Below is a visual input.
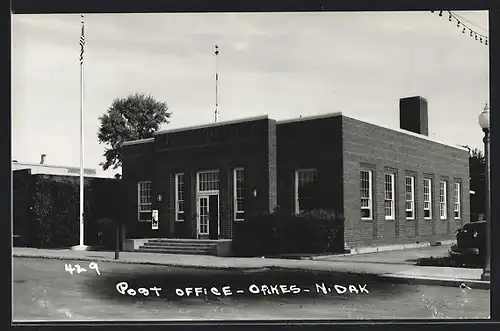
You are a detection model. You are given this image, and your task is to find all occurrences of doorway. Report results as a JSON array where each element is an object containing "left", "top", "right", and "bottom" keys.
[{"left": 197, "top": 194, "right": 219, "bottom": 239}]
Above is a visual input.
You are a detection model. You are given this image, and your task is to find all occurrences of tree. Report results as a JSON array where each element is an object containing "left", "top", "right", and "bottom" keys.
[
  {"left": 466, "top": 146, "right": 485, "bottom": 221},
  {"left": 97, "top": 93, "right": 171, "bottom": 170}
]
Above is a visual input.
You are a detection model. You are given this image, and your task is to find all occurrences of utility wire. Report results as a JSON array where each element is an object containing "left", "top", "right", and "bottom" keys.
[{"left": 432, "top": 10, "right": 489, "bottom": 46}]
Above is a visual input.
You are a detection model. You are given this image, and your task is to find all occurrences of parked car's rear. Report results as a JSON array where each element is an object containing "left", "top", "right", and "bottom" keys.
[{"left": 450, "top": 221, "right": 486, "bottom": 258}]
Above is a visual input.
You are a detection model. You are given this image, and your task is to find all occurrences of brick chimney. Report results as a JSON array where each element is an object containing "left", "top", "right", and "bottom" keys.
[
  {"left": 399, "top": 96, "right": 429, "bottom": 136},
  {"left": 40, "top": 154, "right": 46, "bottom": 164}
]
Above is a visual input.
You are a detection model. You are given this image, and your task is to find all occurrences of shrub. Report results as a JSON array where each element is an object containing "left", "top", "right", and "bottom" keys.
[
  {"left": 232, "top": 209, "right": 344, "bottom": 257},
  {"left": 22, "top": 174, "right": 122, "bottom": 249}
]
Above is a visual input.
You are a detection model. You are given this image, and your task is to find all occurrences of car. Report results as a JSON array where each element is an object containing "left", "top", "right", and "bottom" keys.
[{"left": 449, "top": 221, "right": 486, "bottom": 261}]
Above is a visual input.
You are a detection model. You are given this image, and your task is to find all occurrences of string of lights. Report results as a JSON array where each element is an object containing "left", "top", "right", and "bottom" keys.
[{"left": 431, "top": 10, "right": 489, "bottom": 46}]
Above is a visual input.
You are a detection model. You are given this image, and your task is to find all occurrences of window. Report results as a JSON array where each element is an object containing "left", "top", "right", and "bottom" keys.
[
  {"left": 423, "top": 179, "right": 432, "bottom": 219},
  {"left": 137, "top": 181, "right": 152, "bottom": 220},
  {"left": 454, "top": 182, "right": 461, "bottom": 219},
  {"left": 360, "top": 170, "right": 373, "bottom": 220},
  {"left": 175, "top": 173, "right": 185, "bottom": 222},
  {"left": 234, "top": 168, "right": 245, "bottom": 221},
  {"left": 405, "top": 176, "right": 415, "bottom": 220},
  {"left": 384, "top": 173, "right": 395, "bottom": 220},
  {"left": 198, "top": 170, "right": 219, "bottom": 192},
  {"left": 295, "top": 169, "right": 318, "bottom": 214},
  {"left": 440, "top": 181, "right": 447, "bottom": 219}
]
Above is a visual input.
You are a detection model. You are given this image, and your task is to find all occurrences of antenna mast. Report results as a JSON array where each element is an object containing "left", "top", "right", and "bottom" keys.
[{"left": 215, "top": 44, "right": 219, "bottom": 123}]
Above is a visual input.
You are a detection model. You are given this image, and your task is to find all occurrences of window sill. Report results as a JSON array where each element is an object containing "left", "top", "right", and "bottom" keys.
[
  {"left": 234, "top": 219, "right": 245, "bottom": 222},
  {"left": 424, "top": 217, "right": 432, "bottom": 220},
  {"left": 385, "top": 217, "right": 395, "bottom": 221},
  {"left": 175, "top": 220, "right": 185, "bottom": 222},
  {"left": 406, "top": 218, "right": 415, "bottom": 221},
  {"left": 361, "top": 218, "right": 373, "bottom": 221}
]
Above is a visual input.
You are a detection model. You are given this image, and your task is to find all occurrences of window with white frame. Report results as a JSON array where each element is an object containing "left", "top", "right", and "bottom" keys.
[
  {"left": 198, "top": 170, "right": 219, "bottom": 192},
  {"left": 405, "top": 176, "right": 415, "bottom": 219},
  {"left": 360, "top": 170, "right": 373, "bottom": 220},
  {"left": 440, "top": 180, "right": 447, "bottom": 219},
  {"left": 454, "top": 182, "right": 461, "bottom": 219},
  {"left": 295, "top": 169, "right": 318, "bottom": 214},
  {"left": 175, "top": 173, "right": 185, "bottom": 222},
  {"left": 234, "top": 168, "right": 244, "bottom": 221},
  {"left": 138, "top": 181, "right": 152, "bottom": 220},
  {"left": 384, "top": 173, "right": 395, "bottom": 220},
  {"left": 423, "top": 178, "right": 432, "bottom": 219}
]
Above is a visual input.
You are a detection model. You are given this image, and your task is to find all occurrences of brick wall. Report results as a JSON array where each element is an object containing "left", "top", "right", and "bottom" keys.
[
  {"left": 277, "top": 116, "right": 344, "bottom": 215},
  {"left": 122, "top": 118, "right": 276, "bottom": 239},
  {"left": 121, "top": 141, "right": 155, "bottom": 238},
  {"left": 342, "top": 116, "right": 470, "bottom": 248}
]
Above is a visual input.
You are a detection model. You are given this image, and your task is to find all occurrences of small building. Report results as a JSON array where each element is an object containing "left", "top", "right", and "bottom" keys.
[
  {"left": 12, "top": 157, "right": 118, "bottom": 248},
  {"left": 121, "top": 96, "right": 470, "bottom": 253},
  {"left": 12, "top": 158, "right": 112, "bottom": 179}
]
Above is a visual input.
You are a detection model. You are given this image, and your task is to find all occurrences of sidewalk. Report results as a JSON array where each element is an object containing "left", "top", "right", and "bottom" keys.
[{"left": 13, "top": 247, "right": 489, "bottom": 290}]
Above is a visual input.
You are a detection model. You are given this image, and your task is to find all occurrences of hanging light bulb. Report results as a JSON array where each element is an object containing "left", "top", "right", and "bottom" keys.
[
  {"left": 439, "top": 11, "right": 443, "bottom": 16},
  {"left": 449, "top": 14, "right": 452, "bottom": 21},
  {"left": 457, "top": 21, "right": 460, "bottom": 27},
  {"left": 462, "top": 27, "right": 466, "bottom": 33},
  {"left": 486, "top": 39, "right": 488, "bottom": 45},
  {"left": 470, "top": 30, "right": 473, "bottom": 36},
  {"left": 480, "top": 37, "right": 483, "bottom": 43},
  {"left": 475, "top": 34, "right": 478, "bottom": 40}
]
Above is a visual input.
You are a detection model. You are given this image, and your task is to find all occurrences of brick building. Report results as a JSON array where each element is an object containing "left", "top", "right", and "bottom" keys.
[{"left": 121, "top": 96, "right": 470, "bottom": 252}]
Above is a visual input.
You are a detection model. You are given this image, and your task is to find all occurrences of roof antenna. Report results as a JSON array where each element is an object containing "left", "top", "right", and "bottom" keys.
[{"left": 214, "top": 44, "right": 220, "bottom": 123}]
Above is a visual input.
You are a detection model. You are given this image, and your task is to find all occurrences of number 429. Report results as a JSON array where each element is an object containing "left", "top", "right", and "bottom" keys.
[{"left": 65, "top": 262, "right": 100, "bottom": 275}]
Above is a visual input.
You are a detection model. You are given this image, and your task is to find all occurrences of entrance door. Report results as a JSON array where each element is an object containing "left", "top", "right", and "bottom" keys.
[
  {"left": 198, "top": 196, "right": 209, "bottom": 236},
  {"left": 208, "top": 195, "right": 219, "bottom": 239}
]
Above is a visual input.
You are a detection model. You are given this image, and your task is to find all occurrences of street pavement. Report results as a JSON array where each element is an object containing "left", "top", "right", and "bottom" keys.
[
  {"left": 13, "top": 257, "right": 490, "bottom": 321},
  {"left": 13, "top": 245, "right": 488, "bottom": 289}
]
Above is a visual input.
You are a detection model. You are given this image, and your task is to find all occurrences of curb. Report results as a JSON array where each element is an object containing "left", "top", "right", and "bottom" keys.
[
  {"left": 13, "top": 254, "right": 261, "bottom": 272},
  {"left": 378, "top": 275, "right": 490, "bottom": 290},
  {"left": 14, "top": 253, "right": 488, "bottom": 290},
  {"left": 268, "top": 267, "right": 490, "bottom": 290}
]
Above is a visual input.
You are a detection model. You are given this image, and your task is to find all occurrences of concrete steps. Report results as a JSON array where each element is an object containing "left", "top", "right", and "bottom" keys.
[{"left": 134, "top": 239, "right": 218, "bottom": 256}]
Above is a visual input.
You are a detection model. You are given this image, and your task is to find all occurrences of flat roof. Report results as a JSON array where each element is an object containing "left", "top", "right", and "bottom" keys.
[
  {"left": 154, "top": 115, "right": 269, "bottom": 135},
  {"left": 122, "top": 137, "right": 154, "bottom": 147},
  {"left": 122, "top": 115, "right": 269, "bottom": 146},
  {"left": 12, "top": 162, "right": 96, "bottom": 173},
  {"left": 121, "top": 111, "right": 467, "bottom": 152},
  {"left": 277, "top": 112, "right": 467, "bottom": 152}
]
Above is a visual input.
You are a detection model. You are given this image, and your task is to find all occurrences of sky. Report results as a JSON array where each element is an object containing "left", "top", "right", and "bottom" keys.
[{"left": 12, "top": 11, "right": 490, "bottom": 177}]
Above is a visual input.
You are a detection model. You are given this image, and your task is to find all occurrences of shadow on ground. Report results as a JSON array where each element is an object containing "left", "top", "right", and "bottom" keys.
[
  {"left": 83, "top": 265, "right": 411, "bottom": 304},
  {"left": 407, "top": 256, "right": 484, "bottom": 269}
]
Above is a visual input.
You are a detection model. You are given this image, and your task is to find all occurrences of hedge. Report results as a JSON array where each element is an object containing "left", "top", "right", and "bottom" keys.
[
  {"left": 232, "top": 209, "right": 344, "bottom": 257},
  {"left": 16, "top": 173, "right": 123, "bottom": 249}
]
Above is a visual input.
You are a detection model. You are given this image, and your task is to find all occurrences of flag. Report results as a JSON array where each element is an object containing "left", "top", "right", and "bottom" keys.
[{"left": 79, "top": 14, "right": 85, "bottom": 65}]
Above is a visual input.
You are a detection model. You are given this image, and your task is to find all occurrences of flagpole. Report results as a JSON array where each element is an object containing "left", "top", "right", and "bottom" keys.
[
  {"left": 73, "top": 13, "right": 88, "bottom": 251},
  {"left": 214, "top": 44, "right": 219, "bottom": 123}
]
